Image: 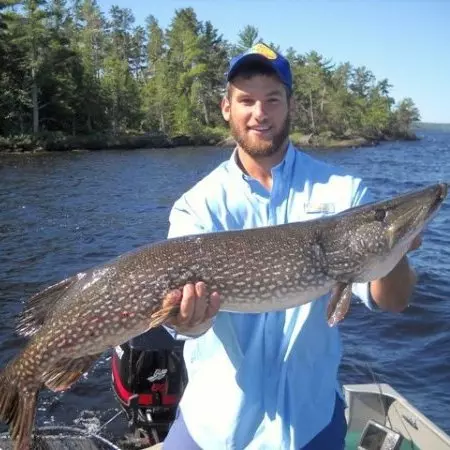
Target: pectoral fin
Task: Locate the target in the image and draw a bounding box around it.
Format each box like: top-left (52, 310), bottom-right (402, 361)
top-left (327, 282), bottom-right (352, 327)
top-left (148, 290), bottom-right (182, 329)
top-left (42, 353), bottom-right (101, 392)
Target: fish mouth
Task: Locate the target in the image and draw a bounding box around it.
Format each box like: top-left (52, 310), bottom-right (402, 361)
top-left (430, 183), bottom-right (448, 214)
top-left (422, 182), bottom-right (448, 223)
top-left (388, 182), bottom-right (447, 246)
top-left (411, 182), bottom-right (447, 220)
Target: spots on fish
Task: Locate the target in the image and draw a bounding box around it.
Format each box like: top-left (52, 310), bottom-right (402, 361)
top-left (7, 225), bottom-right (341, 423)
top-left (233, 271), bottom-right (245, 278)
top-left (112, 321), bottom-right (123, 329)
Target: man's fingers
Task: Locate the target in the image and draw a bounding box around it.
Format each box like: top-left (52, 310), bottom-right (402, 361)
top-left (205, 291), bottom-right (221, 320)
top-left (167, 282), bottom-right (220, 330)
top-left (195, 281), bottom-right (207, 298)
top-left (178, 283), bottom-right (196, 324)
top-left (191, 281), bottom-right (209, 325)
top-left (164, 289), bottom-right (182, 305)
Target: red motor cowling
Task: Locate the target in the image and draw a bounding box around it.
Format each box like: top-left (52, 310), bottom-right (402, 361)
top-left (111, 339), bottom-right (187, 445)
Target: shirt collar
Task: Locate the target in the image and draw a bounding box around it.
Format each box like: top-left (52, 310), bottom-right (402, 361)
top-left (227, 141), bottom-right (297, 183)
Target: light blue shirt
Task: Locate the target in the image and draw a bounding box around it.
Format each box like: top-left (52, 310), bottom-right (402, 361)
top-left (166, 142), bottom-right (375, 449)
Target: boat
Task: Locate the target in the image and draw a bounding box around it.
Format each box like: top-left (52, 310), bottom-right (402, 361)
top-left (1, 383), bottom-right (449, 449)
top-left (140, 383), bottom-right (450, 449)
top-left (0, 425), bottom-right (122, 450)
top-left (343, 383), bottom-right (450, 450)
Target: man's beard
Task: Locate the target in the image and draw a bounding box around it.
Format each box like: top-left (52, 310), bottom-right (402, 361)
top-left (229, 113), bottom-right (290, 158)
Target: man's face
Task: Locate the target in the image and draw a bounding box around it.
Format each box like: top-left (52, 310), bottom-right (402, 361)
top-left (221, 74), bottom-right (290, 158)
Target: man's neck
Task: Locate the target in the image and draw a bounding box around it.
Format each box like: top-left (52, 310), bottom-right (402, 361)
top-left (236, 139), bottom-right (289, 191)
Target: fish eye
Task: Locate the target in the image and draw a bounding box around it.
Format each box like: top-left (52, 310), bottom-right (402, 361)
top-left (374, 209), bottom-right (386, 222)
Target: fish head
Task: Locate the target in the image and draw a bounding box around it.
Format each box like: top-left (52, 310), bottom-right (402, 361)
top-left (321, 183), bottom-right (448, 283)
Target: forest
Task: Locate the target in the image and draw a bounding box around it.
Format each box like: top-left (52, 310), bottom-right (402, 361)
top-left (0, 1), bottom-right (421, 152)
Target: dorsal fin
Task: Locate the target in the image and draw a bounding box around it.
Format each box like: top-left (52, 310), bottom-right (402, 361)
top-left (16, 276), bottom-right (79, 337)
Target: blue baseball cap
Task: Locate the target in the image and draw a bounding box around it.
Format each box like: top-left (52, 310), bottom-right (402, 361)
top-left (226, 42), bottom-right (292, 91)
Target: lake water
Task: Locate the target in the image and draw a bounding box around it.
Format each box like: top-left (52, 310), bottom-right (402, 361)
top-left (1, 128), bottom-right (449, 443)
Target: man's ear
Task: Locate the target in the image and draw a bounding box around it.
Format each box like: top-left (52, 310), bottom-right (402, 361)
top-left (221, 96), bottom-right (230, 122)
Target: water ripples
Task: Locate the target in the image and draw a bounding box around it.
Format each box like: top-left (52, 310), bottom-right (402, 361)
top-left (0, 132), bottom-right (449, 438)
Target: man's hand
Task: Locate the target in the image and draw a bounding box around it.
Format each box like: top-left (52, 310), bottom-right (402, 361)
top-left (165, 282), bottom-right (221, 336)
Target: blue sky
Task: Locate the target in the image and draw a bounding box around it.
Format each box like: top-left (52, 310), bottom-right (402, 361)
top-left (97, 0), bottom-right (450, 124)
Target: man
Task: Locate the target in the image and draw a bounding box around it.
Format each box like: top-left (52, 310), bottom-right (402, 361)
top-left (159, 43), bottom-right (418, 449)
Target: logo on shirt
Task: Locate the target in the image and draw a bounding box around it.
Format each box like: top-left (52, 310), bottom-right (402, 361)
top-left (303, 202), bottom-right (335, 214)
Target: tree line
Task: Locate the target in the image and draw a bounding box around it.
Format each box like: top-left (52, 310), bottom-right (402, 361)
top-left (0, 1), bottom-right (420, 148)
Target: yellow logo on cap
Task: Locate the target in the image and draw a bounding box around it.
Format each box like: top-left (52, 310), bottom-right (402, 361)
top-left (251, 43), bottom-right (277, 60)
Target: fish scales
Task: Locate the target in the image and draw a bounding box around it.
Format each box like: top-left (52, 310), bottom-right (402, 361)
top-left (110, 224), bottom-right (331, 313)
top-left (15, 226), bottom-right (328, 363)
top-left (0, 182), bottom-right (447, 450)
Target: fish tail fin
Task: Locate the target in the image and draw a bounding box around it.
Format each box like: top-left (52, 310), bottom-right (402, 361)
top-left (0, 362), bottom-right (38, 450)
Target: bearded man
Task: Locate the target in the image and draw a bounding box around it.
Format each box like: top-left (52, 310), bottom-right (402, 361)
top-left (149, 43), bottom-right (418, 450)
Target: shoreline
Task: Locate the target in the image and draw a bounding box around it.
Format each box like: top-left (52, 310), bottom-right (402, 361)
top-left (0, 131), bottom-right (419, 155)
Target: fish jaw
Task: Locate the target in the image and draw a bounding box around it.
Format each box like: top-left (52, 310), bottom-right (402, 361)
top-left (318, 182), bottom-right (448, 284)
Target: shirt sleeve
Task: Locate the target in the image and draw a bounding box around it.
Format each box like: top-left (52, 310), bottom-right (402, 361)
top-left (167, 195), bottom-right (210, 239)
top-left (350, 181), bottom-right (380, 311)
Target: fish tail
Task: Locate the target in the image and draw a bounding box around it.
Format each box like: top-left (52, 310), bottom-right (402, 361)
top-left (0, 362), bottom-right (38, 450)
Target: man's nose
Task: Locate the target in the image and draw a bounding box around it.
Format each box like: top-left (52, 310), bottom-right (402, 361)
top-left (253, 101), bottom-right (268, 120)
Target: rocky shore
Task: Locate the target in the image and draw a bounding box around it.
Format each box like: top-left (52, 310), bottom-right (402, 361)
top-left (0, 130), bottom-right (418, 154)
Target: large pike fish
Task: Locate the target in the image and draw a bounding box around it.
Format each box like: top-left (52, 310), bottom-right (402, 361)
top-left (0, 182), bottom-right (447, 449)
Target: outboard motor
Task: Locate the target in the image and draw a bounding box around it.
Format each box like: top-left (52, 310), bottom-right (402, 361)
top-left (111, 327), bottom-right (187, 447)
